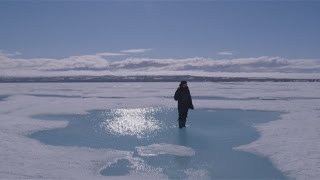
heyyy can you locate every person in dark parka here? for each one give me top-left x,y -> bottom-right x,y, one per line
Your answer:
174,81 -> 194,128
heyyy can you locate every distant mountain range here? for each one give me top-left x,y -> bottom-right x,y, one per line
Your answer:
1,75 -> 319,83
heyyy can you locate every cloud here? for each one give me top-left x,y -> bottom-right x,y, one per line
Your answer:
1,53 -> 320,78
0,50 -> 21,57
120,49 -> 152,54
0,54 -> 110,72
217,51 -> 233,56
95,52 -> 126,56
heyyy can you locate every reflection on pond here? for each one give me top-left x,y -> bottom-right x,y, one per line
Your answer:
101,108 -> 164,138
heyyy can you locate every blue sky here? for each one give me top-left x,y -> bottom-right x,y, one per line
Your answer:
0,1 -> 319,59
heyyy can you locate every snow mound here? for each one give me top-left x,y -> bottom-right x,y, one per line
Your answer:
136,143 -> 195,157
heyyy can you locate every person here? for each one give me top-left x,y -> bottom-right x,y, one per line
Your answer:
174,81 -> 194,129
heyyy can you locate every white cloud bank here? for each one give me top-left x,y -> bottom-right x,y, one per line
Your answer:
95,52 -> 126,56
120,49 -> 152,54
1,52 -> 320,78
217,51 -> 233,56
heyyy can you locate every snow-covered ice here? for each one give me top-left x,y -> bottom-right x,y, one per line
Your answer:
136,143 -> 195,157
1,82 -> 320,179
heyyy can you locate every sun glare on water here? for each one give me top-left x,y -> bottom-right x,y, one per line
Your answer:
101,108 -> 164,138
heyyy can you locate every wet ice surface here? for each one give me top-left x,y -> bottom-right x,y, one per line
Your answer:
1,82 -> 320,179
0,95 -> 9,101
30,108 -> 286,179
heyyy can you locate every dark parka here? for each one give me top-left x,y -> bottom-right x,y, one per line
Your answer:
174,84 -> 194,125
174,86 -> 194,111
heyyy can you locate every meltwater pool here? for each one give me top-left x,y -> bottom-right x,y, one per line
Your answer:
30,108 -> 287,179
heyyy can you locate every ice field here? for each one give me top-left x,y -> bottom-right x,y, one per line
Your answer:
1,82 -> 320,179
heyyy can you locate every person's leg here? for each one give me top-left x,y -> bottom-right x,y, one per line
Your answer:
179,108 -> 188,128
182,119 -> 186,127
178,109 -> 185,128
179,119 -> 184,129
182,109 -> 188,127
